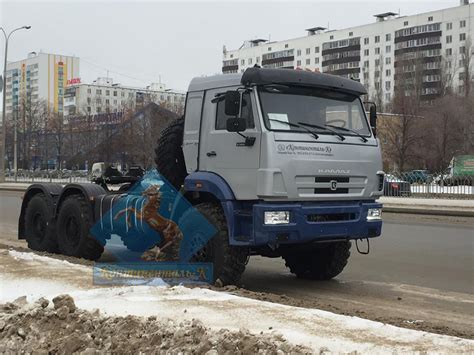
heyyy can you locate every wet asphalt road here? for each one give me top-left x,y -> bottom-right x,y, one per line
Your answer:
1,189 -> 472,293
1,189 -> 473,337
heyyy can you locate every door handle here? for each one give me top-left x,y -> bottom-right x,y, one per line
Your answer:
206,151 -> 217,157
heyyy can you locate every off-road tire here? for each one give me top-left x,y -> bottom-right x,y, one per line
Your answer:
154,116 -> 187,189
185,202 -> 248,285
24,193 -> 57,252
56,194 -> 104,260
283,241 -> 351,280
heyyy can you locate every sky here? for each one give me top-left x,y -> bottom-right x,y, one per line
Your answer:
0,0 -> 462,92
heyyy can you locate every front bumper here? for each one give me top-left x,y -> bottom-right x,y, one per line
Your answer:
251,200 -> 382,246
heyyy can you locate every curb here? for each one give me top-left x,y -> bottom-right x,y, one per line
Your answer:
382,205 -> 474,218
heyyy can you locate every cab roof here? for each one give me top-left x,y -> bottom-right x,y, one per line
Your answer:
188,68 -> 367,96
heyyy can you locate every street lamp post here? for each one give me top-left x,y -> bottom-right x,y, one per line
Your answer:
0,25 -> 31,183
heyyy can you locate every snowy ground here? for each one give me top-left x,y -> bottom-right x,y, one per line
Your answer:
1,250 -> 473,353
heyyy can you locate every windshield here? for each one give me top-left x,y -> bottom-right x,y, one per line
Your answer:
258,85 -> 371,137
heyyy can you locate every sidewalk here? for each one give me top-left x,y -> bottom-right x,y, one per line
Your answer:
380,196 -> 474,217
0,182 -> 472,217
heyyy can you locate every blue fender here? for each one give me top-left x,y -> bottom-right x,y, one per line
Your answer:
184,172 -> 250,245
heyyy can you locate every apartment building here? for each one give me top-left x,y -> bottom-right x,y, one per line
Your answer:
4,52 -> 80,116
63,77 -> 185,120
222,1 -> 473,104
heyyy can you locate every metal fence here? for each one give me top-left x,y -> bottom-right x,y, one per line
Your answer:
5,170 -> 90,184
384,172 -> 473,199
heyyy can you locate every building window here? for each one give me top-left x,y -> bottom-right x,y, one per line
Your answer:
230,54 -> 233,58
386,45 -> 391,53
460,46 -> 466,54
315,46 -> 319,53
87,106 -> 91,113
446,35 -> 452,43
385,81 -> 391,90
105,90 -> 109,96
297,49 -> 301,56
96,89 -> 101,95
385,57 -> 391,65
268,47 -> 272,51
386,69 -> 391,76
113,91 -> 117,96
315,57 -> 319,64
386,33 -> 391,41
428,16 -> 433,22
375,59 -> 380,67
364,37 -> 369,45
385,93 -> 391,102
87,98 -> 91,104
248,58 -> 252,65
447,22 -> 452,30
446,48 -> 452,56
364,60 -> 369,68
256,56 -> 260,63
297,60 -> 301,66
375,47 -> 380,55
349,31 -> 353,37
285,43 -> 289,48
364,49 -> 369,56
305,58 -> 310,65
105,99 -> 110,105
460,20 -> 466,28
460,33 -> 466,41
97,107 -> 101,113
375,35 -> 380,43
330,35 -> 334,40
404,21 -> 408,26
241,59 -> 245,65
87,88 -> 91,94
305,48 -> 310,55
121,92 -> 125,97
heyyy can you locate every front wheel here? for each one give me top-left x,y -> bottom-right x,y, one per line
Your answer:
283,241 -> 351,280
180,202 -> 248,285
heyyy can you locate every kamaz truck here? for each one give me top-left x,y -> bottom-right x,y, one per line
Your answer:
18,68 -> 384,285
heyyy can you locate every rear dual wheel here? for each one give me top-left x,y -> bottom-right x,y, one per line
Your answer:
56,194 -> 104,261
24,193 -> 57,252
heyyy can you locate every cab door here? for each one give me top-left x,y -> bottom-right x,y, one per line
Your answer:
199,88 -> 261,200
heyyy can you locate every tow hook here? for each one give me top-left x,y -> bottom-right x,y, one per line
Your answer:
355,238 -> 370,255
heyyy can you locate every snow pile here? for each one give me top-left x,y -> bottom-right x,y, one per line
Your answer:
1,250 -> 473,353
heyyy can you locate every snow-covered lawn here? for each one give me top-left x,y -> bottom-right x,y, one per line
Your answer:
1,250 -> 472,353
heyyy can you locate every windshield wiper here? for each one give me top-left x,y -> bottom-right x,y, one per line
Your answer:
297,122 -> 345,141
268,119 -> 319,140
325,124 -> 368,143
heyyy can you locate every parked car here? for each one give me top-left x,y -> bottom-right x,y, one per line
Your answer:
384,174 -> 411,196
402,170 -> 432,184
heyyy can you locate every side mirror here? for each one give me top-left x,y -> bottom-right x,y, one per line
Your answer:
224,91 -> 241,116
226,117 -> 247,132
369,105 -> 377,136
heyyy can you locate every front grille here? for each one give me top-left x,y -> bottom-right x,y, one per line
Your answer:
307,213 -> 356,222
295,175 -> 367,197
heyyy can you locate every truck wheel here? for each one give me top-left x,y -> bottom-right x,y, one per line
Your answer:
56,194 -> 104,261
154,116 -> 187,189
185,202 -> 248,285
283,241 -> 351,280
24,193 -> 57,252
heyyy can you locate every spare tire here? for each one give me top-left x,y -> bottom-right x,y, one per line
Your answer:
154,116 -> 187,189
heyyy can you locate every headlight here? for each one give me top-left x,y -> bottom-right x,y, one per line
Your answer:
367,208 -> 382,221
264,211 -> 290,225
